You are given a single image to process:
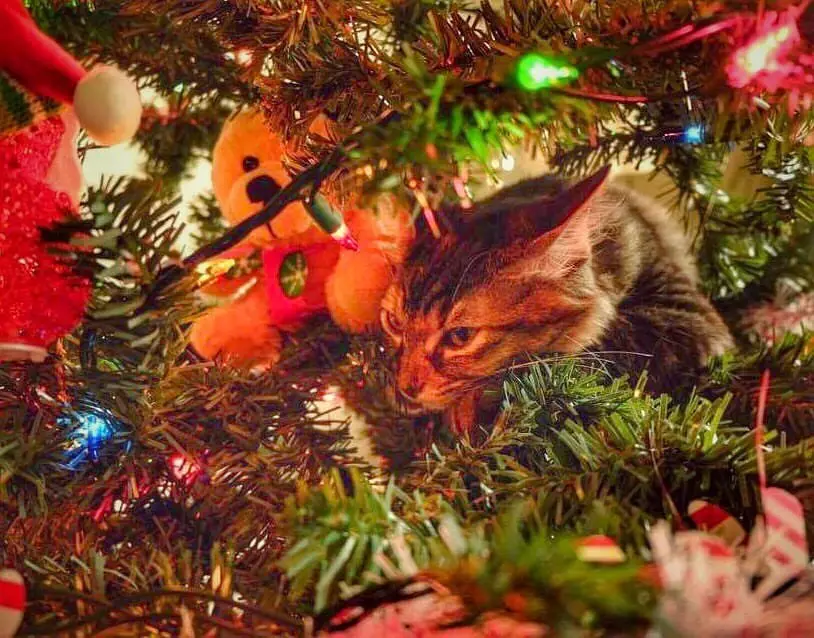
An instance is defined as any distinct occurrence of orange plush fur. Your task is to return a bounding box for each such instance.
[190,110,413,368]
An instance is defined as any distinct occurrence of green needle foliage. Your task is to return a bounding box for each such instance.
[404,358,814,545]
[282,472,657,629]
[277,356,814,621]
[63,177,198,397]
[2,0,814,635]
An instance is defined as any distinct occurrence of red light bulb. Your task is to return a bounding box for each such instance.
[727,10,801,89]
[170,453,202,486]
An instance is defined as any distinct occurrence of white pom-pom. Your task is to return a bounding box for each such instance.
[73,66,142,146]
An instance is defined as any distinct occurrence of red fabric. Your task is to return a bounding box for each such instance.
[0,0,85,104]
[0,116,90,350]
[0,110,63,178]
[4,0,29,19]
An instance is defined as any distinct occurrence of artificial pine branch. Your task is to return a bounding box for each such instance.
[698,136,814,306]
[274,351,814,619]
[335,348,814,545]
[28,0,255,103]
[186,193,227,250]
[61,177,198,396]
[286,473,656,631]
[701,332,814,443]
[4,1,814,634]
[108,0,807,202]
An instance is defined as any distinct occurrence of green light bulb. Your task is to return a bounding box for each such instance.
[514,53,579,91]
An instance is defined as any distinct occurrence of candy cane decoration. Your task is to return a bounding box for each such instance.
[754,486,809,598]
[688,500,747,547]
[0,569,25,638]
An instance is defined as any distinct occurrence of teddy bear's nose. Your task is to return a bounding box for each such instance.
[246,175,281,204]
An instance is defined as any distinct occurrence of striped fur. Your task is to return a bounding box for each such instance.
[380,176,733,422]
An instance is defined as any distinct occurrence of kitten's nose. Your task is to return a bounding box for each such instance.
[398,380,423,403]
[246,174,281,204]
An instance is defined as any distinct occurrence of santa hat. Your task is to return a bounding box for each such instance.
[0,0,142,145]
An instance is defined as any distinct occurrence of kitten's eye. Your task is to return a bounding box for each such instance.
[242,155,260,172]
[381,309,404,337]
[442,327,475,350]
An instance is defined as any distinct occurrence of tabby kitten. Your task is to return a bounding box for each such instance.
[379,167,733,429]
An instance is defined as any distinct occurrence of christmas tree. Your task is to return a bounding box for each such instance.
[2,0,814,635]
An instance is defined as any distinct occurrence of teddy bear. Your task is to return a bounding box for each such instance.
[189,109,414,368]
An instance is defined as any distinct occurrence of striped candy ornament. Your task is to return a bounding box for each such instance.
[688,500,747,547]
[651,526,762,635]
[576,535,626,564]
[753,487,809,598]
[0,569,25,638]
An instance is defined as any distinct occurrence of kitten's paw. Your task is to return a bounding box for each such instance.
[444,393,479,436]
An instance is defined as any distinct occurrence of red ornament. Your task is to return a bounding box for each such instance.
[0,116,91,362]
[262,241,339,326]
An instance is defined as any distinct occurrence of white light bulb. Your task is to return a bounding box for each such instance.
[500,155,516,171]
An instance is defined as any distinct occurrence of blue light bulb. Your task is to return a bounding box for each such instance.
[683,124,705,145]
[78,412,115,455]
[60,404,121,467]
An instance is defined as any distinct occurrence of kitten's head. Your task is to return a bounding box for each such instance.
[380,167,616,414]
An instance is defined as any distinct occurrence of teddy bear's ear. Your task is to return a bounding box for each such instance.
[211,109,286,217]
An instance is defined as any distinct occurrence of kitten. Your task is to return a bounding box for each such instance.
[379,167,733,430]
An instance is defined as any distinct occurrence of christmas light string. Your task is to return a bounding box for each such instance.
[516,3,813,99]
[629,17,742,58]
[141,4,813,304]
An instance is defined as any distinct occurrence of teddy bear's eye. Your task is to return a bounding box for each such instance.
[242,156,260,172]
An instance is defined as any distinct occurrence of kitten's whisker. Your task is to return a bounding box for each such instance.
[565,346,657,381]
[560,333,589,355]
[518,339,618,380]
[499,356,615,373]
[497,361,619,379]
[580,350,654,358]
[499,349,625,370]
[560,343,613,378]
[456,378,492,392]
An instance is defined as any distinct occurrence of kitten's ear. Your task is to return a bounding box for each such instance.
[502,165,611,245]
